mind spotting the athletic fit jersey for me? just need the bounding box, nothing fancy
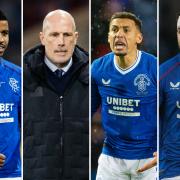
[159,53,180,179]
[0,57,21,178]
[92,50,157,159]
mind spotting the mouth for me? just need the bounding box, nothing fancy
[0,44,6,50]
[54,49,67,55]
[114,41,126,50]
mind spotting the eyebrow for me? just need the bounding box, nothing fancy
[0,29,9,33]
[111,25,130,27]
[110,25,130,29]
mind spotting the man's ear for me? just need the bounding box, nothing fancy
[74,31,79,44]
[39,32,45,45]
[136,32,143,44]
[108,32,110,44]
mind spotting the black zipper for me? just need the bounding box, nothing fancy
[59,95,64,176]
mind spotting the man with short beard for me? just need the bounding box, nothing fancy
[92,12,157,180]
[159,14,180,180]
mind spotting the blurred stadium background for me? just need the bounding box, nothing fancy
[23,0,89,52]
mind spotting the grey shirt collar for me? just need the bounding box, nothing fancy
[44,56,73,73]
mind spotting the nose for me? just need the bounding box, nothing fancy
[116,29,124,38]
[58,33,65,46]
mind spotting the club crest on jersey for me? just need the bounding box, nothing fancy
[9,78,19,92]
[170,82,180,90]
[102,78,111,86]
[134,74,150,94]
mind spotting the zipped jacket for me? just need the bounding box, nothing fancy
[23,45,89,180]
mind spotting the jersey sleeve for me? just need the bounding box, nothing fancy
[91,61,101,117]
[91,76,101,116]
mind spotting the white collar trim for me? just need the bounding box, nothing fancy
[113,50,142,75]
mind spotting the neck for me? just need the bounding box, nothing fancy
[115,50,138,69]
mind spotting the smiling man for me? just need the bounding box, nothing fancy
[0,10,21,180]
[91,12,157,180]
[23,9,89,180]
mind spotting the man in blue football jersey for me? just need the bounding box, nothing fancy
[159,14,180,180]
[92,12,157,180]
[0,10,21,179]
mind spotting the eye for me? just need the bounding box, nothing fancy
[123,27,129,33]
[63,32,73,37]
[50,32,59,37]
[1,30,9,36]
[111,27,118,33]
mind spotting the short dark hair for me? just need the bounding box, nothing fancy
[0,10,7,21]
[110,12,142,32]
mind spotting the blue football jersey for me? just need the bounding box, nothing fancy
[159,53,180,179]
[92,50,157,159]
[0,57,21,177]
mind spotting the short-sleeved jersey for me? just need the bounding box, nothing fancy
[92,50,157,159]
[0,57,21,178]
[159,54,180,179]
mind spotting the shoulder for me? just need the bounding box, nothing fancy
[139,51,157,76]
[0,58,21,77]
[73,45,88,63]
[78,63,89,85]
[91,52,114,70]
[73,46,89,85]
[24,44,45,65]
[160,54,180,81]
[141,51,157,63]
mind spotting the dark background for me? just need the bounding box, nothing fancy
[23,0,89,53]
[159,0,180,63]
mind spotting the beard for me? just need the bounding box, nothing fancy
[113,49,127,57]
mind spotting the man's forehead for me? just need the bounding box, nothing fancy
[0,21,9,29]
[44,19,74,31]
[0,20,8,25]
[110,18,136,27]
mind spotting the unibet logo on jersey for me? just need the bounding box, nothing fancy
[0,103,14,123]
[107,96,141,117]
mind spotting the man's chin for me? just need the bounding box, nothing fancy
[53,59,70,68]
[114,51,127,56]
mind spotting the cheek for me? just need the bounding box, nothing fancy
[5,36,9,44]
[108,36,114,45]
[66,39,76,49]
[178,34,180,40]
[46,38,54,44]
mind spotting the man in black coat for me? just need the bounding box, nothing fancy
[23,9,89,180]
